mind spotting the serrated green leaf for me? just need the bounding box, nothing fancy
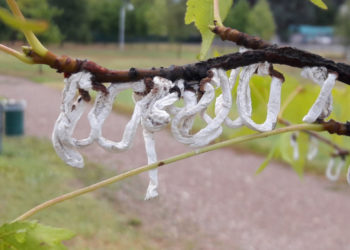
[256,142,279,175]
[0,7,48,33]
[0,221,75,250]
[185,0,233,59]
[309,0,328,9]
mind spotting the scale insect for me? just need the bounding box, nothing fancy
[52,60,349,199]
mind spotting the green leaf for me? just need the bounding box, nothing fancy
[255,142,279,175]
[0,7,48,33]
[280,133,309,178]
[309,0,328,9]
[185,0,233,59]
[0,221,75,250]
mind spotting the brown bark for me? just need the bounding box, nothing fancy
[25,26,350,87]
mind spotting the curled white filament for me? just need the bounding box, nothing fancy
[141,77,182,199]
[52,72,93,168]
[141,77,179,132]
[237,63,282,132]
[52,97,87,168]
[290,133,299,160]
[180,90,198,136]
[143,129,159,200]
[237,63,283,132]
[301,67,332,119]
[326,157,345,182]
[76,82,135,147]
[307,135,319,161]
[222,68,244,128]
[171,81,215,144]
[303,70,338,123]
[236,64,256,123]
[190,68,232,147]
[97,89,152,152]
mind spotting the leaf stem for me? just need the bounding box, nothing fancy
[213,0,223,26]
[6,0,48,56]
[13,124,324,222]
[0,44,33,64]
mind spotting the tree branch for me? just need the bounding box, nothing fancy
[2,21,350,87]
[23,45,350,87]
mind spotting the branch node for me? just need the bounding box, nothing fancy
[322,119,350,137]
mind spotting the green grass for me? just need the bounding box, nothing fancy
[0,136,163,249]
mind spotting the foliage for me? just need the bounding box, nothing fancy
[48,0,91,43]
[167,0,197,42]
[245,0,276,40]
[0,221,75,250]
[310,0,327,9]
[0,7,47,33]
[335,0,350,46]
[0,0,62,43]
[87,0,122,42]
[0,0,343,43]
[16,0,63,43]
[185,0,233,59]
[145,0,168,37]
[268,0,343,41]
[224,0,250,32]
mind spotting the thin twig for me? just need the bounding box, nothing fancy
[278,118,349,157]
[13,124,324,222]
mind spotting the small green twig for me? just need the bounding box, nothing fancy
[13,124,324,222]
[213,0,223,26]
[279,118,350,157]
[6,0,48,56]
[0,44,33,64]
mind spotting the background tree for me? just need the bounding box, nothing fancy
[18,0,62,43]
[144,0,168,37]
[48,0,91,43]
[166,0,196,42]
[87,0,122,42]
[224,0,250,33]
[268,0,344,41]
[0,0,16,41]
[335,0,350,58]
[245,0,276,40]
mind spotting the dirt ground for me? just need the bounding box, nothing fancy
[1,75,350,250]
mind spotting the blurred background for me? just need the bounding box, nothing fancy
[0,0,349,48]
[1,0,350,249]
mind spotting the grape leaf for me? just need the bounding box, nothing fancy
[0,7,48,33]
[185,0,233,59]
[280,133,309,178]
[309,0,328,9]
[0,221,75,250]
[255,142,279,175]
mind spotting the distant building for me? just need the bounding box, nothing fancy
[289,25,334,45]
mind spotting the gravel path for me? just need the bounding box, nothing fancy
[1,75,349,250]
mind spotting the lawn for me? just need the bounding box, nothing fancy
[0,136,168,249]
